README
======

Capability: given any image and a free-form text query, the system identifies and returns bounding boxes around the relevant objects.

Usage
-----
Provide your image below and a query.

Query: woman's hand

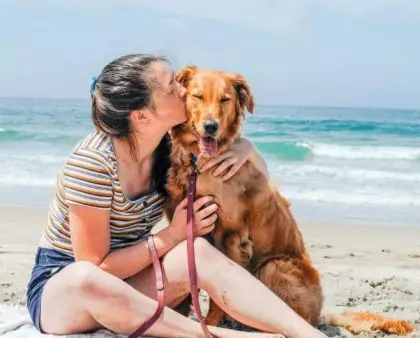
[199,137,270,181]
[166,196,218,244]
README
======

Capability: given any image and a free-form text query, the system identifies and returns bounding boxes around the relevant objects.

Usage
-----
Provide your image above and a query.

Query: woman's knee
[166,237,222,271]
[64,261,107,295]
[64,261,134,308]
[192,237,220,262]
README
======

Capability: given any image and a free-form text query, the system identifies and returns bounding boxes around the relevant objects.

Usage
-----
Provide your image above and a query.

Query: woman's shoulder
[76,130,113,152]
[68,130,116,174]
[60,130,115,209]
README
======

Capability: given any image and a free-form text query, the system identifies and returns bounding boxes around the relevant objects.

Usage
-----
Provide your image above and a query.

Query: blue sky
[1,0,419,109]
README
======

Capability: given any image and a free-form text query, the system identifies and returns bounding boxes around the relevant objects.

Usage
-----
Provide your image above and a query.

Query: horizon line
[0,95,418,112]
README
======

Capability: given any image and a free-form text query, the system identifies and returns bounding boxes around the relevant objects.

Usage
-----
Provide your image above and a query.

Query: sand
[1,205,419,337]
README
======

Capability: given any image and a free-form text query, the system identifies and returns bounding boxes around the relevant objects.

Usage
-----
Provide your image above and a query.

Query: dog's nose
[203,120,219,135]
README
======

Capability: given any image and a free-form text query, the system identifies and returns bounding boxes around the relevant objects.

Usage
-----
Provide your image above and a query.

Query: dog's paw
[239,240,253,263]
[225,234,253,266]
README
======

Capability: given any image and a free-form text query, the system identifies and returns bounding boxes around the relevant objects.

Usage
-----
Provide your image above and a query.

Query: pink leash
[127,235,165,338]
[186,165,219,338]
[128,157,218,337]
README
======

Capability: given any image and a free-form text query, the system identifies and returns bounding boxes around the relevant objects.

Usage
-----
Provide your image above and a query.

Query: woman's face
[149,61,187,129]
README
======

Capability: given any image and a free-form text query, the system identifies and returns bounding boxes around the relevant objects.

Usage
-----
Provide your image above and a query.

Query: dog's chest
[194,167,256,233]
[195,171,246,201]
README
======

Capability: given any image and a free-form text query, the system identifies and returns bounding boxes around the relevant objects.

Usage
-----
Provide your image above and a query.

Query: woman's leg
[127,238,326,338]
[40,256,283,337]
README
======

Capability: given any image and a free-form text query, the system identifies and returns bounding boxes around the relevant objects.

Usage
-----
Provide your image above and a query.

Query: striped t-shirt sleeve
[62,148,113,209]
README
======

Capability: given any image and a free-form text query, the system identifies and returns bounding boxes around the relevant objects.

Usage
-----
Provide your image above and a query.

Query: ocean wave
[0,128,30,141]
[0,153,68,164]
[246,118,420,137]
[299,142,420,160]
[275,165,420,182]
[0,128,80,144]
[254,141,312,161]
[284,188,420,206]
[255,140,420,161]
[0,173,55,187]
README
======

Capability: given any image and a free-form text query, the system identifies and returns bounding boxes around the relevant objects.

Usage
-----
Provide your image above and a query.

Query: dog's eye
[220,97,230,103]
[192,94,203,100]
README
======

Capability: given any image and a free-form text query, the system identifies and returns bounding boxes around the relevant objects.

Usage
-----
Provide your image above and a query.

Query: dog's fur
[164,65,414,336]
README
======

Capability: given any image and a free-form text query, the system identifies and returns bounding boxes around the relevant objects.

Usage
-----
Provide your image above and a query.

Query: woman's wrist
[162,226,184,246]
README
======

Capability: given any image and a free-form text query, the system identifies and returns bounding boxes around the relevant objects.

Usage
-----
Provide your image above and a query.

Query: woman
[26,54,327,338]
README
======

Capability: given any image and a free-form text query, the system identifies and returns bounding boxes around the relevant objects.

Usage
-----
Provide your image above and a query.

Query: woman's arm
[102,228,176,279]
[69,195,217,280]
[69,204,178,280]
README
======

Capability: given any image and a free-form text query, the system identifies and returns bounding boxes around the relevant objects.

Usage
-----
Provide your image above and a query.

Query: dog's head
[173,65,254,158]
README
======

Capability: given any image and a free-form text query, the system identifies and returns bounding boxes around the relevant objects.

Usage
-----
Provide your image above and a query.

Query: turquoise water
[1,98,419,226]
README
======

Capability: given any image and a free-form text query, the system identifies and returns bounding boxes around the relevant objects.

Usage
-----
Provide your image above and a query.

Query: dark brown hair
[91,54,171,194]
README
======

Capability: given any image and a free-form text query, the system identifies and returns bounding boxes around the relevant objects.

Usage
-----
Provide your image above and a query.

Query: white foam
[0,153,67,164]
[0,173,55,187]
[299,141,420,160]
[283,188,420,206]
[0,153,64,186]
[275,164,420,183]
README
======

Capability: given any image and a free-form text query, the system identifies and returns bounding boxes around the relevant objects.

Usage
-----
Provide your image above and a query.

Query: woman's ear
[176,65,198,88]
[230,73,254,115]
[131,109,150,126]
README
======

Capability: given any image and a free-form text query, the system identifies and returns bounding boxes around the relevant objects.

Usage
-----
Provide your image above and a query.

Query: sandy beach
[0,205,419,337]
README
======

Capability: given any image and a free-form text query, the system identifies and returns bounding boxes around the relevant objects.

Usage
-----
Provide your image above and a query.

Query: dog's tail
[324,311,415,336]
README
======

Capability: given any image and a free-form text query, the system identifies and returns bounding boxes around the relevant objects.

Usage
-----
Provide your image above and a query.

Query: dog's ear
[231,73,254,115]
[176,65,198,88]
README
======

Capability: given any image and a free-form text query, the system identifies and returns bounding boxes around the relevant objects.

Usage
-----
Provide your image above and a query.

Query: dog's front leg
[205,228,253,327]
[224,228,253,268]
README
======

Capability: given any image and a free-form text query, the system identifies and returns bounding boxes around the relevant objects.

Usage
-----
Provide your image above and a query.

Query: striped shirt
[40,130,166,256]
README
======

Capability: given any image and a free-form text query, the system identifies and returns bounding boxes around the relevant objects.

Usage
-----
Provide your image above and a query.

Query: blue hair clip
[90,75,98,97]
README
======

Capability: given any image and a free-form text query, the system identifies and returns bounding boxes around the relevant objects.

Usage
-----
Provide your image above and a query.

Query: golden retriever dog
[165,65,414,336]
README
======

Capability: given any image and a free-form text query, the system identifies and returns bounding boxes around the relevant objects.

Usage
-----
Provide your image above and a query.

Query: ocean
[1,97,419,226]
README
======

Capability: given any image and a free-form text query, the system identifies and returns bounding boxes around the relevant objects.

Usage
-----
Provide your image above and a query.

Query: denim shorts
[26,247,75,332]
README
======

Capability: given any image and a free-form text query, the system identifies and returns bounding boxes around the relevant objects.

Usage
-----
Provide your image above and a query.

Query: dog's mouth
[191,123,219,158]
[198,136,218,158]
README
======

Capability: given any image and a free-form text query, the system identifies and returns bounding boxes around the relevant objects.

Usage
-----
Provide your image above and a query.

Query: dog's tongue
[199,137,218,158]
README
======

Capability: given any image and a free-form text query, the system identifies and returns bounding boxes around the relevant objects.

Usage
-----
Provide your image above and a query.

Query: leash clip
[190,153,200,176]
[190,153,198,166]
